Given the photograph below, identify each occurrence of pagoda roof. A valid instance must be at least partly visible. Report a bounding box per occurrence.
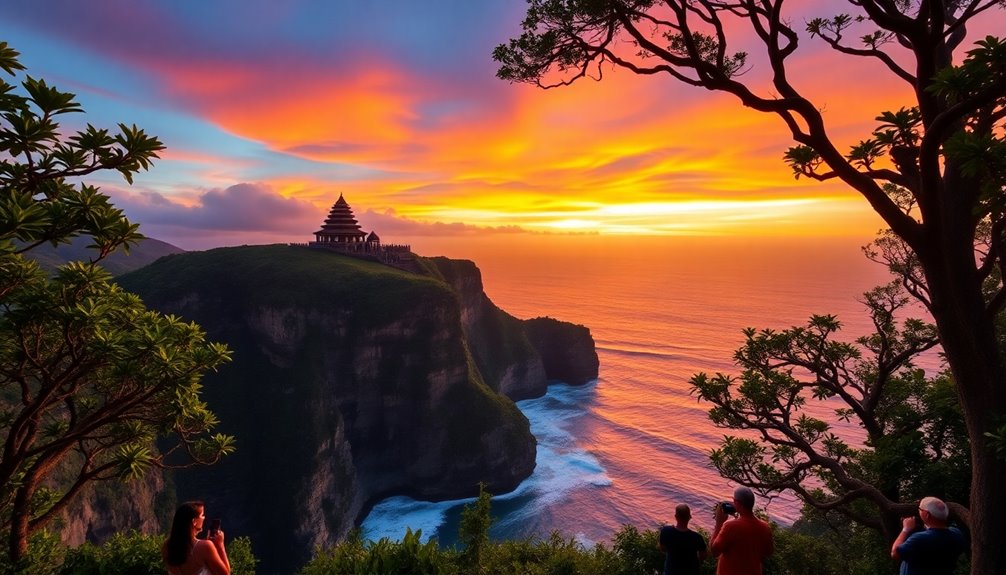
[315,193,367,237]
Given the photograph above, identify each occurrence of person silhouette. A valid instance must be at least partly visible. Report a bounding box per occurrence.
[658,503,708,575]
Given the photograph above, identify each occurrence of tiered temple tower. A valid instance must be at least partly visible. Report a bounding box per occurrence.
[307,193,412,270]
[313,193,368,245]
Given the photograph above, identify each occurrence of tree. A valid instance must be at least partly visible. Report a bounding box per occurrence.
[458,484,493,573]
[0,42,233,567]
[495,1,1006,572]
[690,282,970,538]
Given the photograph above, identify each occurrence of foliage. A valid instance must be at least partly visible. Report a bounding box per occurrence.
[57,531,163,575]
[298,487,959,574]
[986,419,1006,461]
[57,531,258,575]
[0,529,64,575]
[0,46,160,258]
[458,484,492,571]
[302,491,664,575]
[767,506,970,575]
[610,524,665,575]
[301,529,456,575]
[483,532,624,575]
[691,282,968,535]
[0,40,232,565]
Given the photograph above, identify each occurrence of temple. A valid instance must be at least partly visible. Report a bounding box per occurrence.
[312,193,369,246]
[308,193,413,269]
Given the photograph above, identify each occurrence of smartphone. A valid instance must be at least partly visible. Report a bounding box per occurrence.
[208,518,221,539]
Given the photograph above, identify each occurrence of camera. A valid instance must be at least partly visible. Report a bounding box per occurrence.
[208,518,221,539]
[717,502,737,516]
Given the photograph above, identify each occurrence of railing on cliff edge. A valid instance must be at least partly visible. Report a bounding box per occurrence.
[290,242,417,272]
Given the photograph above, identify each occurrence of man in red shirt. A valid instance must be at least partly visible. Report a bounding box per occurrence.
[710,487,773,575]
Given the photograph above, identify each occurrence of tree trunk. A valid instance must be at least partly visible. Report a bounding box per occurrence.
[7,483,31,568]
[923,230,1006,574]
[969,453,1006,574]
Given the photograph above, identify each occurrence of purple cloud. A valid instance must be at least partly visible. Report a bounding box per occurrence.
[112,183,321,233]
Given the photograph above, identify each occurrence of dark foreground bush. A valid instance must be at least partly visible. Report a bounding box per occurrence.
[300,487,666,575]
[300,528,656,575]
[57,531,258,575]
[0,530,65,575]
[301,529,456,575]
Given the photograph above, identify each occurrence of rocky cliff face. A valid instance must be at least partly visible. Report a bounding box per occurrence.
[67,245,598,573]
[422,257,549,400]
[59,472,169,547]
[524,317,600,385]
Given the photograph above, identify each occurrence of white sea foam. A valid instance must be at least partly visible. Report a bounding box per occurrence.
[359,496,470,542]
[359,381,610,544]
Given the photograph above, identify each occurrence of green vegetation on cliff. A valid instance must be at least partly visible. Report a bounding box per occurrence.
[122,245,448,322]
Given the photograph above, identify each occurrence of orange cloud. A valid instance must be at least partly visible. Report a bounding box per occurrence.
[140,42,916,239]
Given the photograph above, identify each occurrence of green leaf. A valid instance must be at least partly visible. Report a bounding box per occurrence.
[0,41,26,75]
[23,75,82,116]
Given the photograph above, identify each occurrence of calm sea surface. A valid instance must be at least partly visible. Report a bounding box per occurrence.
[361,235,899,547]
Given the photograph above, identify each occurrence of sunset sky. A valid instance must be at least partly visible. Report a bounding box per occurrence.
[6,1,1003,250]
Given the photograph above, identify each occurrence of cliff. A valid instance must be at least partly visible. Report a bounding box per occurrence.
[419,257,549,400]
[102,245,596,573]
[524,317,600,385]
[418,258,598,393]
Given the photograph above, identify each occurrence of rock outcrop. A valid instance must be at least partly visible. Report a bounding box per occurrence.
[59,472,170,547]
[524,317,600,385]
[422,257,549,400]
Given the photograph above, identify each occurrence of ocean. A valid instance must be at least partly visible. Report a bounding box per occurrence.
[360,235,899,547]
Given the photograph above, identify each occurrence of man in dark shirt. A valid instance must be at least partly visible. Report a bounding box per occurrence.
[658,503,707,575]
[891,496,967,575]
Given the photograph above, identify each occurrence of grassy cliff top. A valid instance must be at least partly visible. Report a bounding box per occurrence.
[117,244,456,320]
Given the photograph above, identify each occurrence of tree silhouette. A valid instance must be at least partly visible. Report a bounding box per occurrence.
[496,2,1005,572]
[0,42,233,567]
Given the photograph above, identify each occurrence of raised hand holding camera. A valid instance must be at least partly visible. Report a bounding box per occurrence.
[714,501,737,525]
[208,518,221,540]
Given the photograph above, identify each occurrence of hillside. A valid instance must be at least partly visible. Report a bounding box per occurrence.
[21,236,184,275]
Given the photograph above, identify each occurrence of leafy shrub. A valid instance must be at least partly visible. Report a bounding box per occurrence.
[611,524,664,575]
[301,490,665,575]
[0,529,65,575]
[300,529,456,575]
[57,531,258,575]
[484,532,622,575]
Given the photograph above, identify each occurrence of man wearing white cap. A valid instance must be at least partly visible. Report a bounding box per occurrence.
[891,496,967,575]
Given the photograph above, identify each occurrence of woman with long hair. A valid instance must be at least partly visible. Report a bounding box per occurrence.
[162,500,230,575]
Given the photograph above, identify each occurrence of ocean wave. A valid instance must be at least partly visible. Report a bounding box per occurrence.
[360,381,611,544]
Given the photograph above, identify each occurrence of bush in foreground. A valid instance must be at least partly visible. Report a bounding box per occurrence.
[57,532,257,575]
